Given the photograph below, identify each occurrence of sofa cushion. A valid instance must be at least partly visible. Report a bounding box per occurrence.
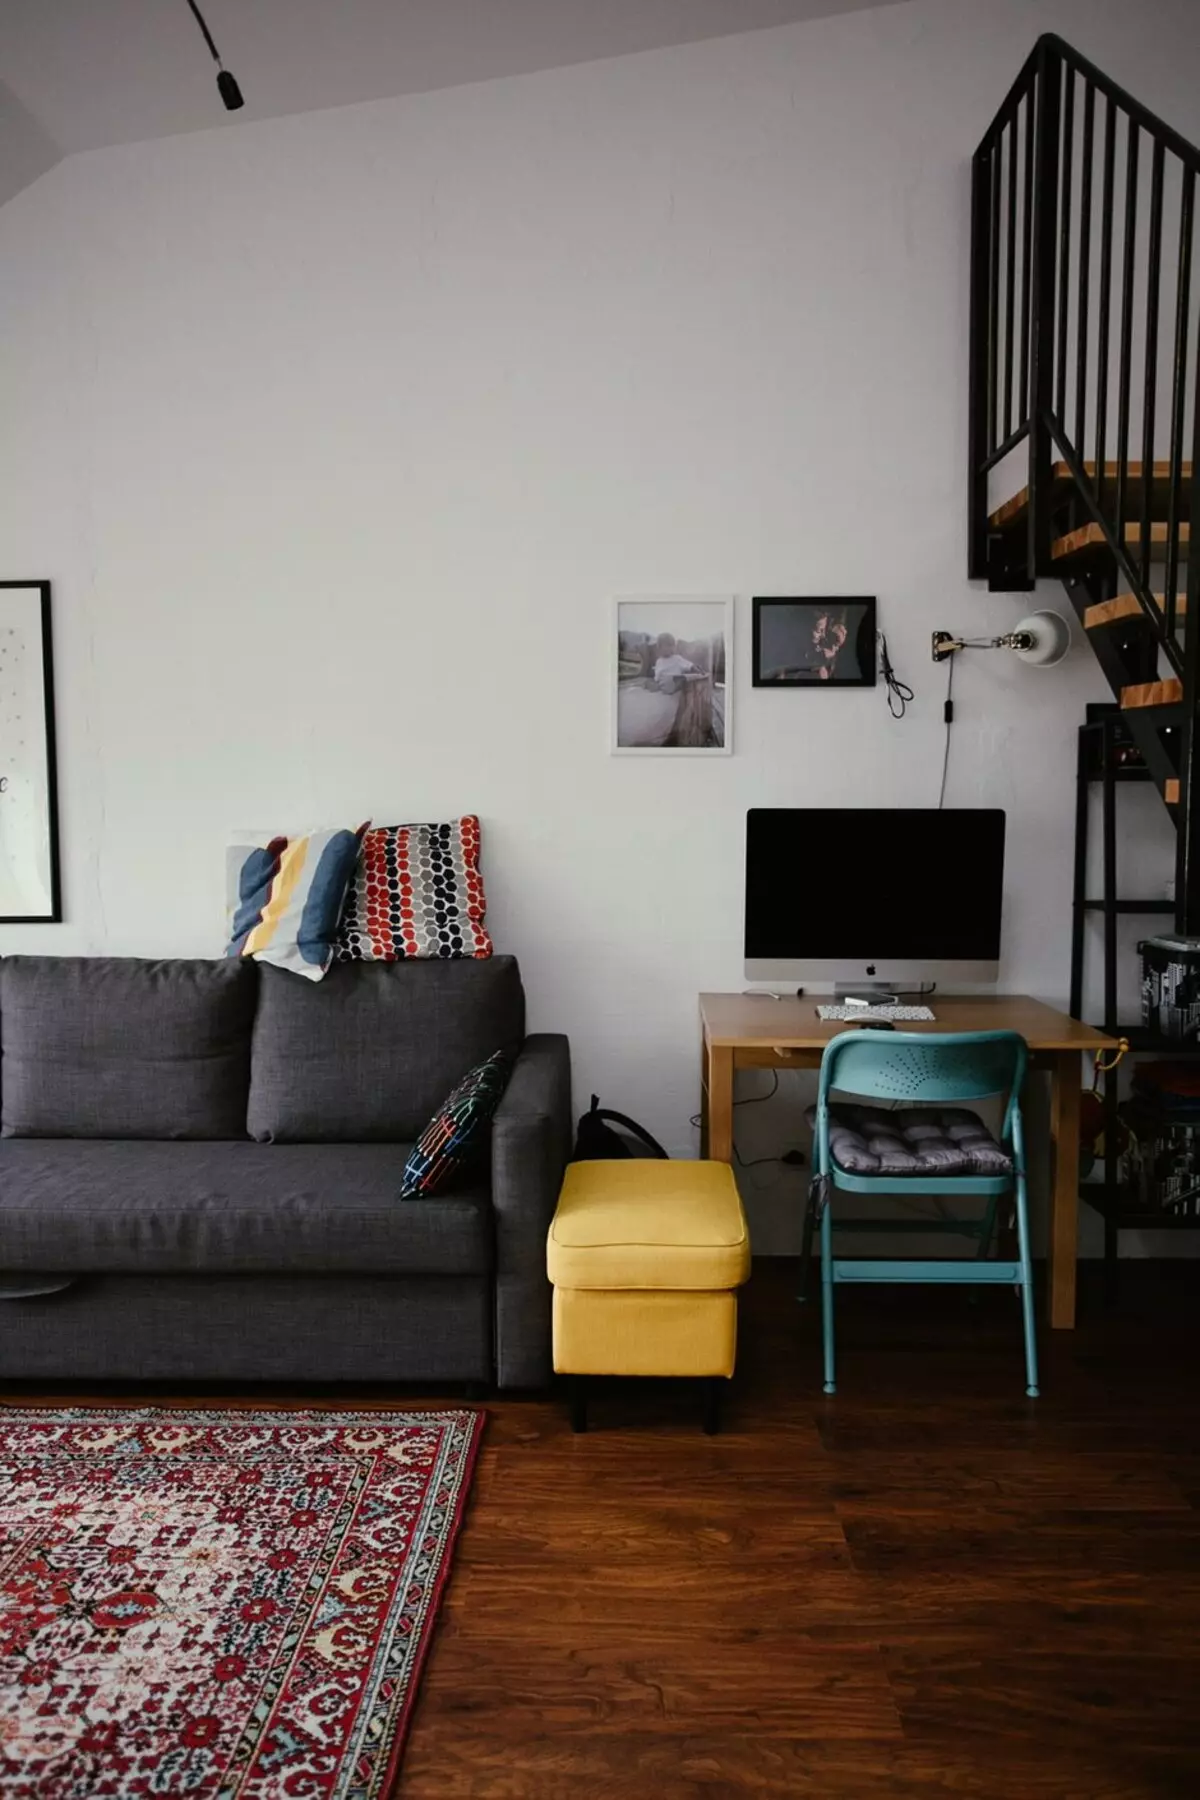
[1,957,257,1141]
[333,818,493,963]
[226,826,365,981]
[0,1141,489,1275]
[247,956,525,1143]
[401,1049,513,1197]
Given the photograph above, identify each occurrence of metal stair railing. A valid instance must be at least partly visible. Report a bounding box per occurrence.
[968,34,1200,672]
[969,34,1200,932]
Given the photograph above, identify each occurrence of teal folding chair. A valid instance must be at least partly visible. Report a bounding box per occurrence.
[807,1029,1038,1398]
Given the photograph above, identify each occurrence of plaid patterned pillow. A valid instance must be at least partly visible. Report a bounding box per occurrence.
[400,1050,513,1198]
[333,818,493,962]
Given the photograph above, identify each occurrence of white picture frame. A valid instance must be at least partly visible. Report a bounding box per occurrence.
[0,582,61,922]
[611,595,733,755]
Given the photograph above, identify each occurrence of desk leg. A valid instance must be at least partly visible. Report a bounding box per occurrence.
[699,1033,710,1157]
[707,1045,734,1164]
[1048,1051,1081,1329]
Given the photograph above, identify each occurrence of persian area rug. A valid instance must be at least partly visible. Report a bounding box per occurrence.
[0,1406,482,1798]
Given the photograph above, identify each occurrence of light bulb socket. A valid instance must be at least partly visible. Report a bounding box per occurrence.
[1011,610,1071,668]
[217,68,244,110]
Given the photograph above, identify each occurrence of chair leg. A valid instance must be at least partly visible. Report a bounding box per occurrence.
[798,1184,819,1302]
[702,1377,723,1435]
[962,1196,1001,1311]
[975,1194,1001,1258]
[1014,1172,1040,1398]
[820,1203,836,1395]
[1104,1210,1119,1310]
[569,1376,588,1434]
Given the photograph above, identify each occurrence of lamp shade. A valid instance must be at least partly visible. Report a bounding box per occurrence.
[1012,610,1071,668]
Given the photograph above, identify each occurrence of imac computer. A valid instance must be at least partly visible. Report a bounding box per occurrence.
[744,808,1006,993]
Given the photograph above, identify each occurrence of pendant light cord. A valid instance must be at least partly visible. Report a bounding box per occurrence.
[183,0,244,108]
[184,0,222,67]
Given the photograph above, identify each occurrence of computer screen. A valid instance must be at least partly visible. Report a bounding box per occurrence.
[744,808,1006,982]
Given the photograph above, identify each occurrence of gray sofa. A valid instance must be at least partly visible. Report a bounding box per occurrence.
[0,954,571,1388]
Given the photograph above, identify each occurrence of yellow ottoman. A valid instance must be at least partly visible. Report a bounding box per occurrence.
[547,1160,750,1433]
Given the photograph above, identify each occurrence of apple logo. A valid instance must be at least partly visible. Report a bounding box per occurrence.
[866,963,876,975]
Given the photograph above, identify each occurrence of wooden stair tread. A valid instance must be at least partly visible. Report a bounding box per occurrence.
[1052,521,1190,560]
[989,460,1194,530]
[1084,592,1187,629]
[1166,778,1181,805]
[1120,678,1183,710]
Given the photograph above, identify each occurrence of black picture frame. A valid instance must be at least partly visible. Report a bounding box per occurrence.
[0,581,62,923]
[751,596,877,688]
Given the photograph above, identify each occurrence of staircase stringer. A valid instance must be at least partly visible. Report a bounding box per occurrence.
[1045,420,1186,681]
[1058,571,1181,811]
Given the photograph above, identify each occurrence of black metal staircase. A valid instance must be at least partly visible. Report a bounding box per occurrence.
[969,34,1200,929]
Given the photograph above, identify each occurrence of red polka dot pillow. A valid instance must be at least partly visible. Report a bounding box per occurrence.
[332,817,493,962]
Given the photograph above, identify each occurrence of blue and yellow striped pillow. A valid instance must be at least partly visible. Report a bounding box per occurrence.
[226,826,366,981]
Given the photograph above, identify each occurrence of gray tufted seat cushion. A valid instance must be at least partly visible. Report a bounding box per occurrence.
[805,1105,1013,1177]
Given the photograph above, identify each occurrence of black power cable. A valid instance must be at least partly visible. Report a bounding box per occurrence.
[877,632,914,720]
[184,0,245,111]
[938,652,956,808]
[688,1072,792,1167]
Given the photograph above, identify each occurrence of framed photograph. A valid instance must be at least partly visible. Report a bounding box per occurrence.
[752,596,877,687]
[0,582,61,922]
[613,596,733,755]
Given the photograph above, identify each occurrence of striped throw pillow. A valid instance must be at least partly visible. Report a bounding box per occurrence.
[226,827,365,982]
[400,1050,512,1198]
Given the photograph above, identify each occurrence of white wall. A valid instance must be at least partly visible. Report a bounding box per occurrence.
[1,0,1197,1251]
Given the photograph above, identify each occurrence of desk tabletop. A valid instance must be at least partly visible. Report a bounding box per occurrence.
[699,992,1116,1053]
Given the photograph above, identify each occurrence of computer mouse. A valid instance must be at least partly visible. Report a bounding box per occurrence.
[860,1020,896,1030]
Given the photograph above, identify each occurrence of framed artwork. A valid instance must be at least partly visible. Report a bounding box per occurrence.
[752,596,877,687]
[0,582,61,922]
[613,596,733,755]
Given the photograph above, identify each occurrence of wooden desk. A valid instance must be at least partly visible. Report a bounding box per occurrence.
[699,993,1116,1330]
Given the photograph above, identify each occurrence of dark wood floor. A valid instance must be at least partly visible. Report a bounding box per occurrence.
[3,1263,1198,1797]
[406,1261,1200,1799]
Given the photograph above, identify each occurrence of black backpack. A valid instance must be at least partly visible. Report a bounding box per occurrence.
[573,1095,669,1161]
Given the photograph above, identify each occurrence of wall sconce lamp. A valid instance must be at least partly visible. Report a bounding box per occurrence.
[184,0,245,111]
[931,610,1071,669]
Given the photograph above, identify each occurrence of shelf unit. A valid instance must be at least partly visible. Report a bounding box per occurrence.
[1069,709,1200,1303]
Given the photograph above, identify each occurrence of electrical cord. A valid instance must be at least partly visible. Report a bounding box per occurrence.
[938,651,956,808]
[688,1073,779,1133]
[877,632,913,719]
[688,1071,791,1167]
[734,1073,779,1108]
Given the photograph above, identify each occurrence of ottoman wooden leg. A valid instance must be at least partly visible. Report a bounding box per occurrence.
[569,1376,588,1435]
[703,1376,723,1436]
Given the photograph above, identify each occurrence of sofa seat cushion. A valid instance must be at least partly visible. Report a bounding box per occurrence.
[808,1104,1013,1177]
[1,957,257,1140]
[0,1142,489,1276]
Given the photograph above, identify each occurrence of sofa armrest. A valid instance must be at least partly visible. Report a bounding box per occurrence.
[490,1033,572,1389]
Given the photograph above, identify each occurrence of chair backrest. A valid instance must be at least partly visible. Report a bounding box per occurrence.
[817,1029,1027,1131]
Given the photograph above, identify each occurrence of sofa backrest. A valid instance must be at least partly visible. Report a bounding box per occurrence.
[0,957,258,1140]
[247,956,526,1143]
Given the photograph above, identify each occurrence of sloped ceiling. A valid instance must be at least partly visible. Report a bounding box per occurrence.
[0,76,59,209]
[1,0,912,200]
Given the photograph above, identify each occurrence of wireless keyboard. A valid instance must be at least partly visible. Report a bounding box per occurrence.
[816,1004,936,1022]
